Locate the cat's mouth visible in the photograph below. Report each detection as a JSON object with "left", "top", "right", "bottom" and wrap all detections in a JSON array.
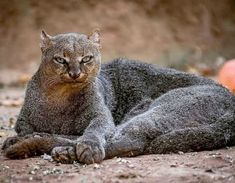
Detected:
[
  {"left": 65, "top": 80, "right": 84, "bottom": 84},
  {"left": 60, "top": 73, "right": 89, "bottom": 84},
  {"left": 64, "top": 77, "right": 88, "bottom": 84}
]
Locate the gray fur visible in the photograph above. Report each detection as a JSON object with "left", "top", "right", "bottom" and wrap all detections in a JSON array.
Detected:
[{"left": 2, "top": 31, "right": 235, "bottom": 164}]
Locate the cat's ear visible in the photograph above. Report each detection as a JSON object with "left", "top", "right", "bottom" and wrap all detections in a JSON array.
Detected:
[
  {"left": 88, "top": 29, "right": 101, "bottom": 47},
  {"left": 40, "top": 30, "right": 52, "bottom": 51}
]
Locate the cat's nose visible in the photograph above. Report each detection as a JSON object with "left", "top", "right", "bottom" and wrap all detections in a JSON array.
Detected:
[{"left": 68, "top": 71, "right": 80, "bottom": 80}]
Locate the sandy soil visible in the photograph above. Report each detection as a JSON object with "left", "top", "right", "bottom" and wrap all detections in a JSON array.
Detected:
[
  {"left": 1, "top": 147, "right": 235, "bottom": 183},
  {"left": 0, "top": 87, "right": 235, "bottom": 183}
]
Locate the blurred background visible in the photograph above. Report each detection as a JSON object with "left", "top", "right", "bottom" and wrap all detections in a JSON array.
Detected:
[{"left": 0, "top": 0, "right": 235, "bottom": 87}]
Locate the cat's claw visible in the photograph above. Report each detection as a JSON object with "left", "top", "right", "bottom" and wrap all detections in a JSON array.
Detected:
[
  {"left": 51, "top": 146, "right": 76, "bottom": 164},
  {"left": 76, "top": 141, "right": 105, "bottom": 164}
]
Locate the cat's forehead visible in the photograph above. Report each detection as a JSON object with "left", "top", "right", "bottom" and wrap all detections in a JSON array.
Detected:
[
  {"left": 52, "top": 33, "right": 93, "bottom": 55},
  {"left": 53, "top": 33, "right": 87, "bottom": 42}
]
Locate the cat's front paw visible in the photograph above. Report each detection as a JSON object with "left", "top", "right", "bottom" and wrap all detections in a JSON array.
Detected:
[
  {"left": 51, "top": 146, "right": 76, "bottom": 164},
  {"left": 2, "top": 136, "right": 21, "bottom": 150},
  {"left": 76, "top": 140, "right": 105, "bottom": 164}
]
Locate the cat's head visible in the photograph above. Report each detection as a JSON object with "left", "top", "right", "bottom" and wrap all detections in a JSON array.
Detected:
[{"left": 39, "top": 30, "right": 101, "bottom": 86}]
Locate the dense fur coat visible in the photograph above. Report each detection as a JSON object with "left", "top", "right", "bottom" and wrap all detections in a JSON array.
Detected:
[{"left": 2, "top": 31, "right": 235, "bottom": 164}]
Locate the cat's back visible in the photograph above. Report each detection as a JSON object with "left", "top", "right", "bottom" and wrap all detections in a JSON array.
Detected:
[{"left": 100, "top": 58, "right": 217, "bottom": 93}]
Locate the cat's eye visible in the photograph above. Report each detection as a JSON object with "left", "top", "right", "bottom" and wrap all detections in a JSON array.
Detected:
[
  {"left": 81, "top": 55, "right": 93, "bottom": 63},
  {"left": 54, "top": 57, "right": 67, "bottom": 64}
]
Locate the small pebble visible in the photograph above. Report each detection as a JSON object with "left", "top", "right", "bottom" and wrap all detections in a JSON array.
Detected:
[
  {"left": 73, "top": 161, "right": 81, "bottom": 168},
  {"left": 42, "top": 168, "right": 63, "bottom": 176},
  {"left": 41, "top": 153, "right": 53, "bottom": 161},
  {"left": 170, "top": 163, "right": 178, "bottom": 167},
  {"left": 208, "top": 152, "right": 221, "bottom": 156},
  {"left": 127, "top": 164, "right": 135, "bottom": 168},
  {"left": 33, "top": 165, "right": 40, "bottom": 170},
  {"left": 29, "top": 170, "right": 36, "bottom": 175},
  {"left": 116, "top": 158, "right": 130, "bottom": 164},
  {"left": 93, "top": 163, "right": 100, "bottom": 169},
  {"left": 4, "top": 166, "right": 10, "bottom": 169},
  {"left": 178, "top": 151, "right": 184, "bottom": 155},
  {"left": 153, "top": 157, "right": 159, "bottom": 161},
  {"left": 43, "top": 170, "right": 50, "bottom": 176},
  {"left": 205, "top": 168, "right": 214, "bottom": 173},
  {"left": 191, "top": 152, "right": 198, "bottom": 156}
]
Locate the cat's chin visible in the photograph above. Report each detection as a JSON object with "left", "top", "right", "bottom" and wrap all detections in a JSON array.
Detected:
[
  {"left": 66, "top": 80, "right": 83, "bottom": 83},
  {"left": 62, "top": 78, "right": 86, "bottom": 84}
]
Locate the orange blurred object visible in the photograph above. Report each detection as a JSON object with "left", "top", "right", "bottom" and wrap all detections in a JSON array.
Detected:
[{"left": 218, "top": 59, "right": 235, "bottom": 94}]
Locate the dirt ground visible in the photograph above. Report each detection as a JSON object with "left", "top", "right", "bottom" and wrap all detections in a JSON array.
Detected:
[{"left": 0, "top": 87, "right": 235, "bottom": 183}]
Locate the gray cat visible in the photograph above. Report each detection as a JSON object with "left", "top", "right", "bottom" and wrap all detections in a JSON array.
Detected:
[{"left": 2, "top": 30, "right": 235, "bottom": 164}]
